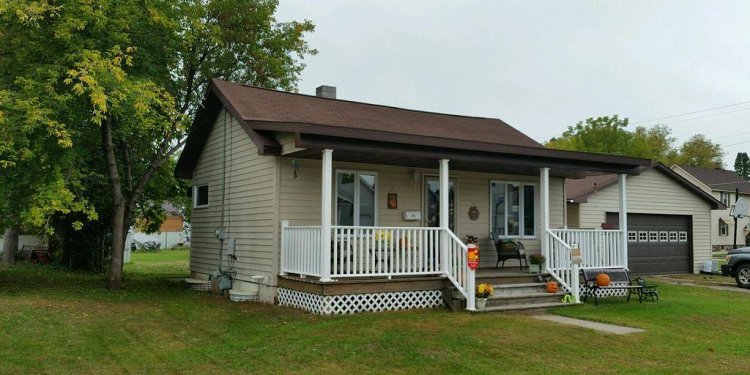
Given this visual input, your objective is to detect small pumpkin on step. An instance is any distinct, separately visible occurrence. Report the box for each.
[545,281,559,293]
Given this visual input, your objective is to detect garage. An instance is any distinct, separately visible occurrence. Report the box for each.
[606,212,692,275]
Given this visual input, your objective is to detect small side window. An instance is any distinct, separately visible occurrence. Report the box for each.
[194,184,209,208]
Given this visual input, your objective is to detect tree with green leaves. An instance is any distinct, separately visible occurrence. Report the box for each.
[671,134,724,168]
[546,115,723,168]
[546,115,634,156]
[0,0,315,288]
[735,152,750,180]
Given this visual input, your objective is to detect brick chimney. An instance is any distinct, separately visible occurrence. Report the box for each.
[316,85,336,99]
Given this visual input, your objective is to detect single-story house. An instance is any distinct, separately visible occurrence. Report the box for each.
[566,163,723,275]
[671,165,750,250]
[175,79,652,314]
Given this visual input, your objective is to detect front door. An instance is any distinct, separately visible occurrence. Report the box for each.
[423,177,457,231]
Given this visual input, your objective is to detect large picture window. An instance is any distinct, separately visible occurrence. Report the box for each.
[490,181,535,237]
[336,171,377,226]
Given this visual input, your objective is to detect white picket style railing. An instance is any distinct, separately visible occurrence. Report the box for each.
[549,229,625,268]
[445,230,475,311]
[546,230,579,302]
[281,225,323,277]
[281,224,475,310]
[330,226,443,278]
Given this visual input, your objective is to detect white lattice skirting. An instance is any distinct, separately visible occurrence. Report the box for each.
[579,284,629,298]
[278,288,444,315]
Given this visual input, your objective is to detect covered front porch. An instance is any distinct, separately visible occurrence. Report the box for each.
[278,142,647,313]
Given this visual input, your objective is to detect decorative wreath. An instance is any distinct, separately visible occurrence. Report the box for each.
[468,206,480,221]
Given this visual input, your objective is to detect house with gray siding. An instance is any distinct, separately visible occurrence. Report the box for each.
[175,79,653,314]
[566,164,723,275]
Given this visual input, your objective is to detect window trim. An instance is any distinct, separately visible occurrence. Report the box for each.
[193,184,209,209]
[334,169,378,227]
[489,180,537,239]
[719,218,729,236]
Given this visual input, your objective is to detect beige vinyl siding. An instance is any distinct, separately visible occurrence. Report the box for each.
[191,109,279,285]
[278,157,565,268]
[575,168,712,273]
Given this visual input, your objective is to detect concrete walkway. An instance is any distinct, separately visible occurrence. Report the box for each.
[533,314,644,335]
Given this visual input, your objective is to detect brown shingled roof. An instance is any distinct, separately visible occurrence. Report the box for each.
[212,79,543,148]
[678,165,750,194]
[176,79,653,179]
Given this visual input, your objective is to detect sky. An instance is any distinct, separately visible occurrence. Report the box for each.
[275,0,750,168]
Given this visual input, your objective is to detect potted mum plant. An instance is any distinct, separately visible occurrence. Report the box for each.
[529,254,545,274]
[475,283,494,310]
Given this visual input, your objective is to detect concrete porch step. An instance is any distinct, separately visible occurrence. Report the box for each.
[473,301,575,313]
[486,291,566,307]
[493,282,549,296]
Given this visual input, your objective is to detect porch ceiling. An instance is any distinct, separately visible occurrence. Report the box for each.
[287,134,648,178]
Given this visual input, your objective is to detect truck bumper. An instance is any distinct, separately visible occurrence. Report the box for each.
[721,264,732,276]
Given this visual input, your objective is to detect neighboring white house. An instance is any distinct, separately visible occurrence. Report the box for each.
[0,234,43,254]
[174,79,651,314]
[671,165,750,251]
[566,164,723,275]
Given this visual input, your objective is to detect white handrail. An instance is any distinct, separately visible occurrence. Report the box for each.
[546,229,579,303]
[549,229,624,268]
[445,229,475,311]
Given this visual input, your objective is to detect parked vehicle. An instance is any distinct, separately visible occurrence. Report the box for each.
[722,247,750,289]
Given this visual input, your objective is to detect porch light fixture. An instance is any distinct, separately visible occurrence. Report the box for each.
[292,159,301,179]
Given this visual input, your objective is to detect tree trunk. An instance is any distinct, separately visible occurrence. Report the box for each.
[1,226,19,265]
[102,116,125,289]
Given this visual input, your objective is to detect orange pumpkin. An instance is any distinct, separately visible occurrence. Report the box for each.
[546,281,559,293]
[596,273,611,287]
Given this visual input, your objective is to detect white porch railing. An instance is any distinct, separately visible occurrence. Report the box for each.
[281,224,475,310]
[445,230,475,311]
[330,226,443,278]
[546,230,579,302]
[546,228,626,303]
[281,226,323,277]
[549,229,625,268]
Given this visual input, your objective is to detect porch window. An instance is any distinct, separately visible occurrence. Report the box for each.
[335,171,377,226]
[490,181,535,237]
[193,184,209,208]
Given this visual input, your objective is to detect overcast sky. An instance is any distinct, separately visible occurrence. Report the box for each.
[276,1,750,168]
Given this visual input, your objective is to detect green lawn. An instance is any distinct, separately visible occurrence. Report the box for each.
[1,251,749,374]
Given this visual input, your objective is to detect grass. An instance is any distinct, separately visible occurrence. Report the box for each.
[2,251,750,374]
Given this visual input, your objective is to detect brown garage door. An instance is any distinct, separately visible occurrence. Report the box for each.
[606,213,691,275]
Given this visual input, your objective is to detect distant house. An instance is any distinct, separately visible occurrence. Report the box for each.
[566,163,723,275]
[125,203,188,252]
[671,165,750,250]
[174,79,652,314]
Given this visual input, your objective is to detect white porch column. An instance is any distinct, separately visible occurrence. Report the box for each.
[439,159,450,274]
[540,167,550,268]
[320,149,333,282]
[619,174,628,268]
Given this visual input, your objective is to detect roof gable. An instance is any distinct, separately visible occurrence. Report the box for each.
[676,165,750,194]
[566,163,724,209]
